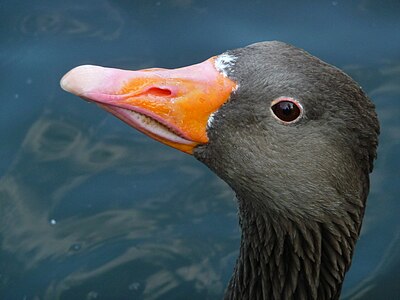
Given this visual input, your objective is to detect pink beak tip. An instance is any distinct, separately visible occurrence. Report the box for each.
[60,65,107,96]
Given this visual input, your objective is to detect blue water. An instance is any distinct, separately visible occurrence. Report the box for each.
[1,1,399,299]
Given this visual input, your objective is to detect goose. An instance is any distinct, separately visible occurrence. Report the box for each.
[61,41,379,300]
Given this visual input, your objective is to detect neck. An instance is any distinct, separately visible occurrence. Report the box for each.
[224,196,358,300]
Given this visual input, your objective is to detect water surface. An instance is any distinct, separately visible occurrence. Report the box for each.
[1,1,399,299]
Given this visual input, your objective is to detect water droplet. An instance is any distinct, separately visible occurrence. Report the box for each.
[69,243,82,252]
[87,291,99,299]
[128,282,140,290]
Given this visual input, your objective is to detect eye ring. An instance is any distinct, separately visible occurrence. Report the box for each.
[270,97,303,124]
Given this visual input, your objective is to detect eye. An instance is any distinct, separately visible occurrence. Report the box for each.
[270,97,303,123]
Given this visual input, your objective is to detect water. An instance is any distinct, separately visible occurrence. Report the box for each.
[1,0,399,299]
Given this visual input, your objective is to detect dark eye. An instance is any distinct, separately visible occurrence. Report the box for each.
[271,98,302,123]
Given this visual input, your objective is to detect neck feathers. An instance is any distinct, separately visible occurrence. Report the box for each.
[225,198,360,300]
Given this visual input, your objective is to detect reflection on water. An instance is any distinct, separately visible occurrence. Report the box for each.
[0,113,237,299]
[17,2,123,40]
[1,0,399,299]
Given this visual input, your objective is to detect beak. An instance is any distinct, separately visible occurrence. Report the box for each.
[60,58,237,154]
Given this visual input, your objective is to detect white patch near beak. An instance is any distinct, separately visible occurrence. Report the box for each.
[215,53,237,77]
[207,112,216,129]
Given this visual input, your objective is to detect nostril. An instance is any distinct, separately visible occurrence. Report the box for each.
[146,87,172,97]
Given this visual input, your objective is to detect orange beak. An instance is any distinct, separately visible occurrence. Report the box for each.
[60,58,237,154]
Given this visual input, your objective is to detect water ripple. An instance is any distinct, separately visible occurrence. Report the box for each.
[17,2,123,41]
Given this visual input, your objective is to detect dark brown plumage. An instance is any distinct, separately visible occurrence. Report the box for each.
[195,42,379,299]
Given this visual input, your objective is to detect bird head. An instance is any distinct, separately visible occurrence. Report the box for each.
[61,41,379,222]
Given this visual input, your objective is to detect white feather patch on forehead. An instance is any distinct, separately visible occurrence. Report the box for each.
[207,53,239,130]
[215,53,237,77]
